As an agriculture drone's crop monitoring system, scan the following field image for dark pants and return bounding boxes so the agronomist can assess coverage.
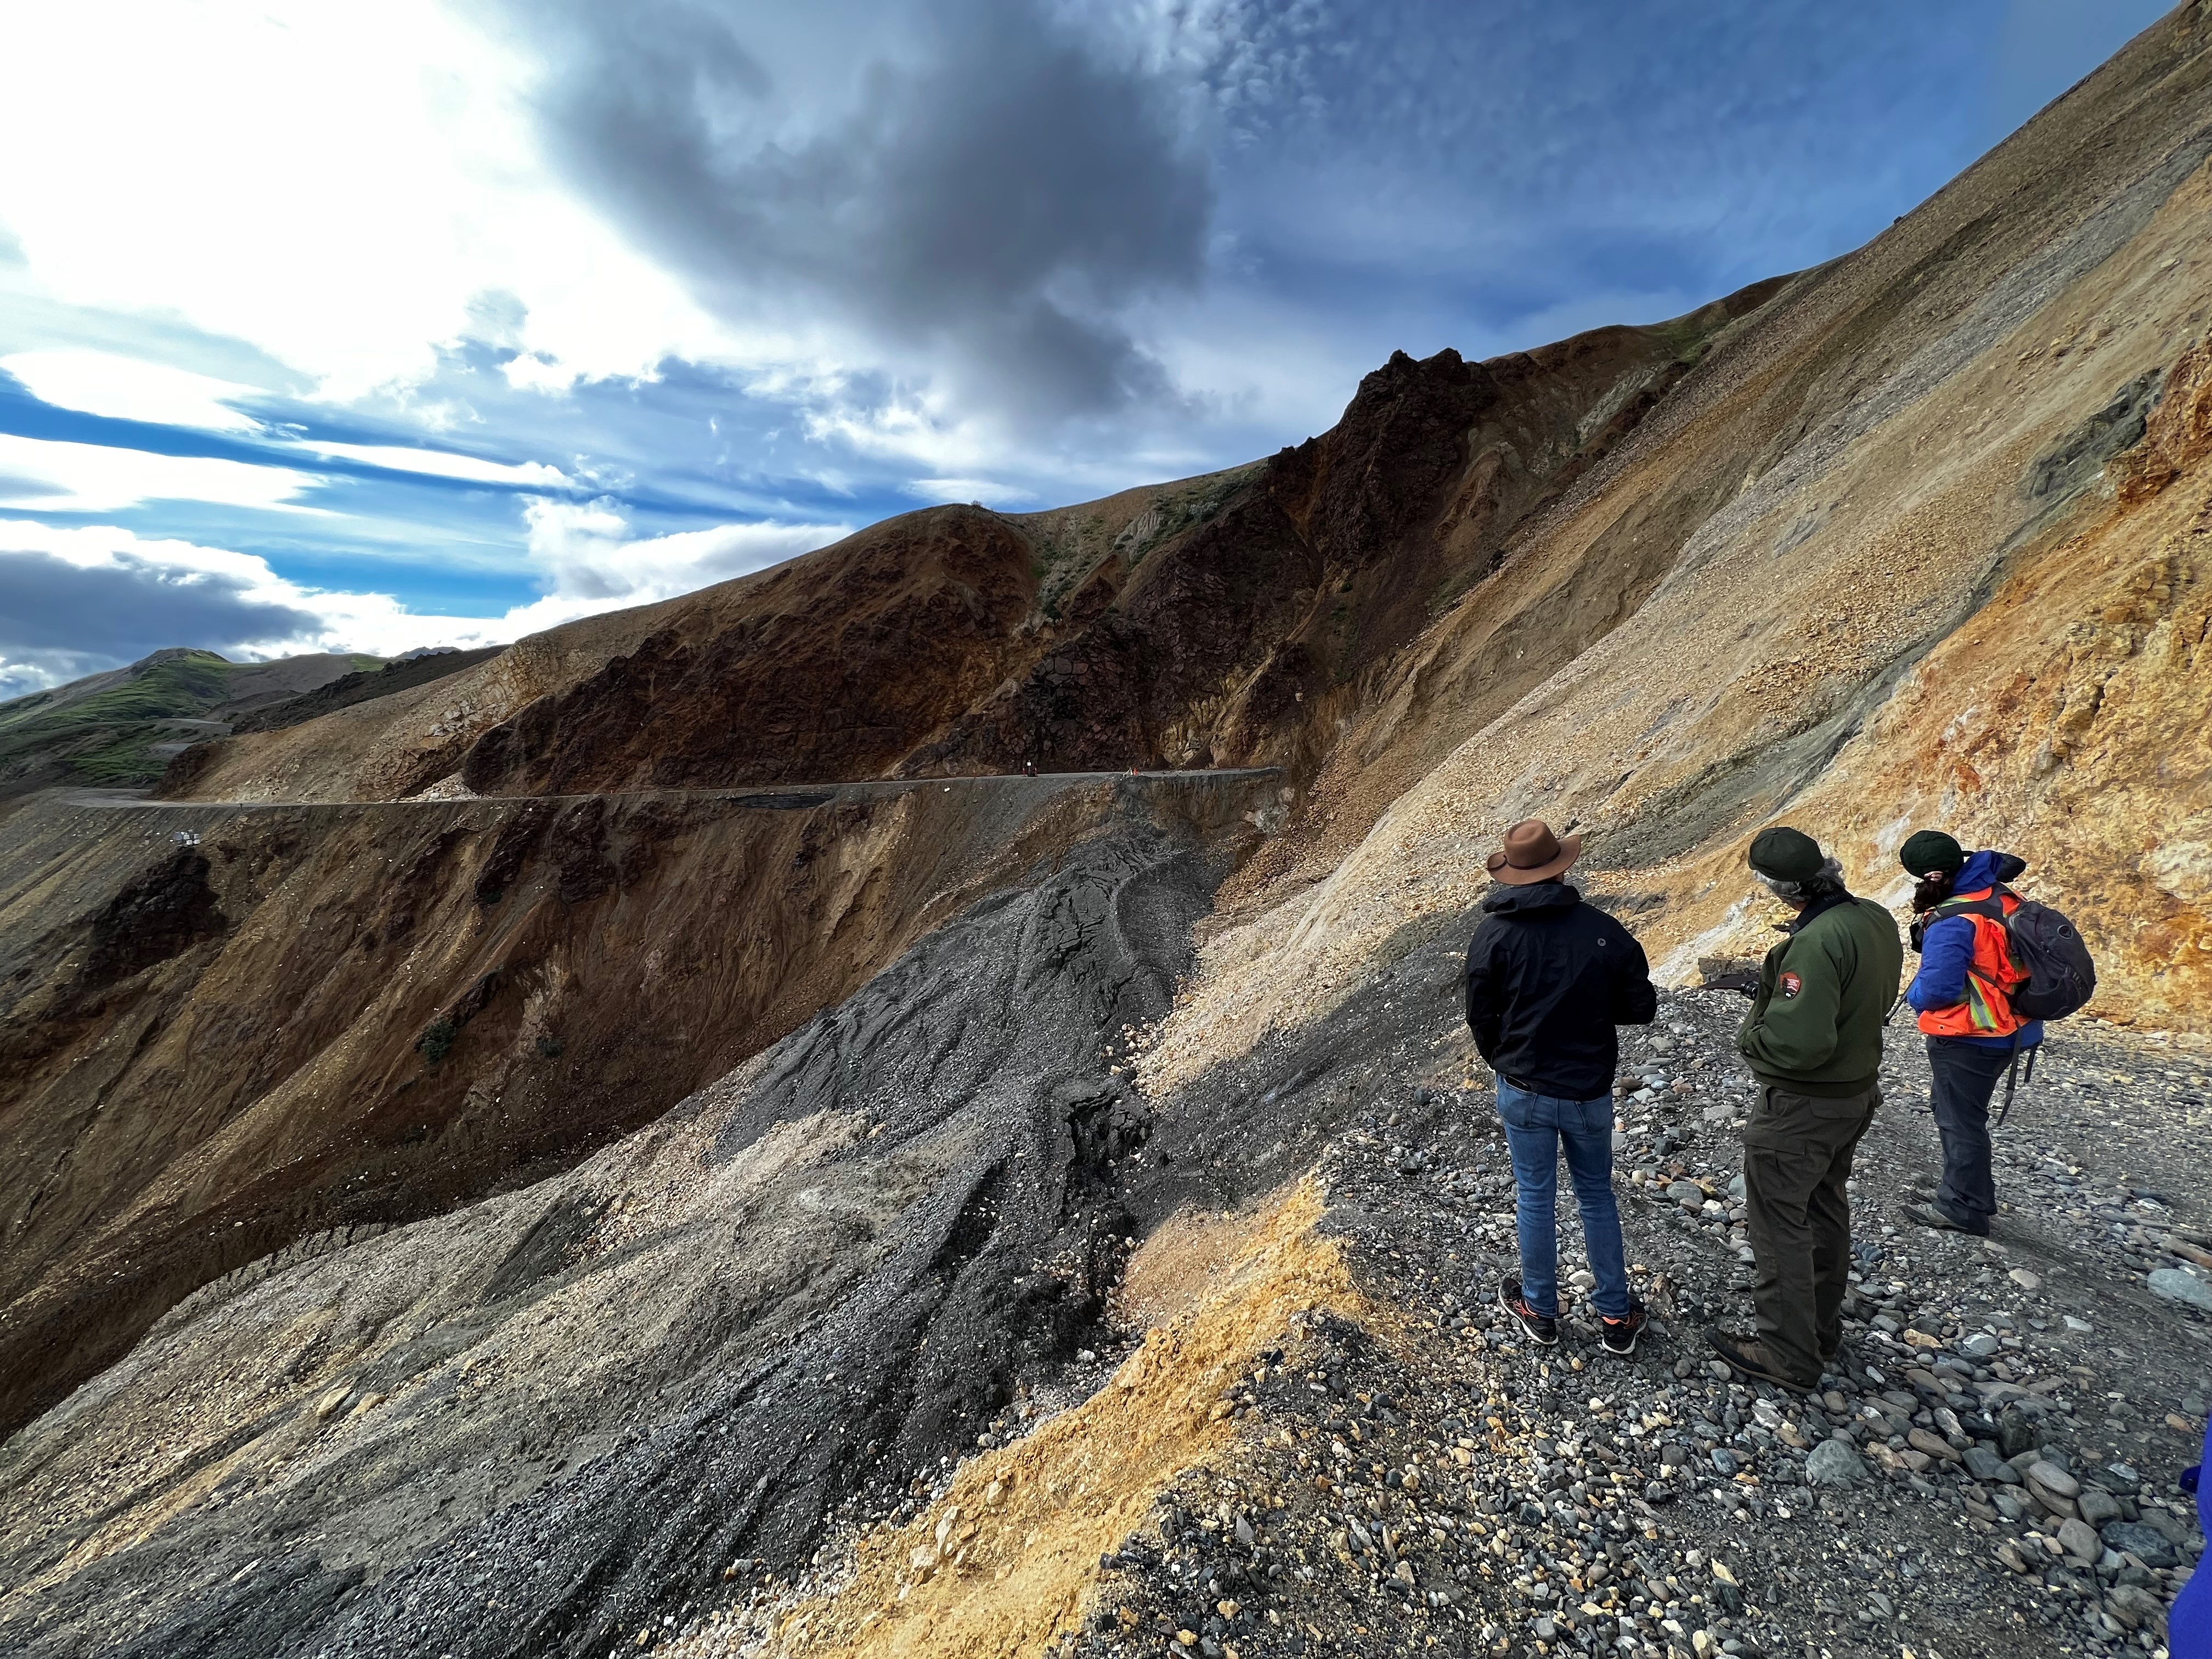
[1742,1082,1878,1387]
[1927,1039,2012,1231]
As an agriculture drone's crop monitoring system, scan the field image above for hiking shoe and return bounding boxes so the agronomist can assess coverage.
[1705,1328,1815,1394]
[1498,1279,1559,1346]
[1599,1302,1649,1356]
[1900,1199,1988,1237]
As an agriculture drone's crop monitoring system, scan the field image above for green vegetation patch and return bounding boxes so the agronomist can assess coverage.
[1020,461,1264,622]
[0,651,242,789]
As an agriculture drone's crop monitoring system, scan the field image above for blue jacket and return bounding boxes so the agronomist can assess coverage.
[2172,1417,2210,1657]
[1906,850,2044,1051]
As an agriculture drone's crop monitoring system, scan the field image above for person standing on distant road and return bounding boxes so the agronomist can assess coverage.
[1709,827,1904,1393]
[1464,819,1658,1356]
[1895,831,2044,1237]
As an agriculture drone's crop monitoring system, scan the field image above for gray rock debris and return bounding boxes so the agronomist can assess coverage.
[1804,1439,1866,1487]
[2146,1267,2212,1311]
[0,826,1220,1659]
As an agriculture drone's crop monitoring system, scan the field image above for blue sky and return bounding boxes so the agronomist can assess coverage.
[0,0,2174,695]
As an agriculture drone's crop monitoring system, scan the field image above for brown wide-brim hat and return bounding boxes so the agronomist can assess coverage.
[1486,818,1583,885]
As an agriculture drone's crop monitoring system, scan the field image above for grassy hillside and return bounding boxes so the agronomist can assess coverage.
[0,649,382,796]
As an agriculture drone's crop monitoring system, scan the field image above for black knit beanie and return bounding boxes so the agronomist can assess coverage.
[1899,830,1966,877]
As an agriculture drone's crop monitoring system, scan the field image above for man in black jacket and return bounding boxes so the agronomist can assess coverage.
[1465,819,1659,1354]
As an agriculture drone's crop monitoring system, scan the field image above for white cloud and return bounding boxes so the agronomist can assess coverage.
[517,496,848,620]
[0,2,733,404]
[1,348,268,431]
[0,518,474,662]
[286,439,571,489]
[0,433,324,513]
[500,352,583,395]
[0,503,852,696]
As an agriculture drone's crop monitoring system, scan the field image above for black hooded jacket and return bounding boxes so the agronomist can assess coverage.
[1464,881,1658,1099]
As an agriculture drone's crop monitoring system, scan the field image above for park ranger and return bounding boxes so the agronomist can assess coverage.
[1708,826,1905,1393]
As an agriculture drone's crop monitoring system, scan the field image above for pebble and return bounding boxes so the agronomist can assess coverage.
[2101,1522,2181,1568]
[2007,1267,2042,1291]
[2026,1461,2079,1499]
[1804,1440,1866,1487]
[2146,1268,2212,1311]
[2057,1517,2101,1561]
[1963,1446,2015,1483]
[1906,1427,1960,1463]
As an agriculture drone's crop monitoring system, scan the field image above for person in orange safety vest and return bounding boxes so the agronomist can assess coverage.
[1896,832,2043,1237]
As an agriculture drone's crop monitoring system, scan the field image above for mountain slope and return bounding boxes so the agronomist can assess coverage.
[6,8,2212,1659]
[1145,0,2212,1081]
[0,648,379,806]
[163,281,1780,804]
[228,646,506,736]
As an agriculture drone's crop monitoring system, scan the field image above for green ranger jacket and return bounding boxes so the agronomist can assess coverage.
[1736,892,1906,1097]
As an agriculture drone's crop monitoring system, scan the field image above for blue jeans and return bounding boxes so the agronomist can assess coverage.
[1496,1081,1630,1319]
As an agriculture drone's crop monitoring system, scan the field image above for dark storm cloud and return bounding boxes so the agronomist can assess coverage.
[0,546,320,665]
[515,0,1212,421]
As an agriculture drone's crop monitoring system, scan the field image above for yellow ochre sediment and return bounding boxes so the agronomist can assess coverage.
[760,1178,1361,1659]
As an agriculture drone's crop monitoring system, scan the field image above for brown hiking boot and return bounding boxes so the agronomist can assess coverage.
[1900,1199,1988,1237]
[1705,1328,1816,1393]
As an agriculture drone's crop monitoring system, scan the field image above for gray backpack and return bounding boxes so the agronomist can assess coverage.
[1945,888,2097,1022]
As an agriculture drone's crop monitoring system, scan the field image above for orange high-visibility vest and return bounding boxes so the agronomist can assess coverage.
[1917,887,2029,1038]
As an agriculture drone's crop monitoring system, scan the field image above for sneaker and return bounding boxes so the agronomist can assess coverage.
[1599,1302,1648,1356]
[1498,1278,1559,1346]
[1705,1328,1816,1394]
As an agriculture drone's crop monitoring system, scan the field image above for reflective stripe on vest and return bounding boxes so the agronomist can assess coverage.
[1917,887,2027,1038]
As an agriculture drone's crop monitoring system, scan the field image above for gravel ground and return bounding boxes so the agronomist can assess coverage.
[597,908,2209,1659]
[8,872,2205,1659]
[1053,979,2212,1659]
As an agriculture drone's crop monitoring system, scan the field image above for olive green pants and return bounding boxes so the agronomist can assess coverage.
[1741,1082,1879,1387]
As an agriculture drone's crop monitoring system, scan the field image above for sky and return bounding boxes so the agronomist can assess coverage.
[0,0,2175,697]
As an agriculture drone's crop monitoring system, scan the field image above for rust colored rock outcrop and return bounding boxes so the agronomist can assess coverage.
[457,507,1040,796]
[165,288,1778,806]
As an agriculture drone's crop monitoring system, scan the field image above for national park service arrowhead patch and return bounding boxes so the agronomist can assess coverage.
[1780,971,1803,998]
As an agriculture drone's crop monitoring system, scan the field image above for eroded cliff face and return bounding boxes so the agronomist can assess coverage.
[1143,0,2212,1090]
[163,289,1776,807]
[0,773,1276,1435]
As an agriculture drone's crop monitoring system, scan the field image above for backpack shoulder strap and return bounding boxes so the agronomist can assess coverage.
[1931,895,2007,924]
